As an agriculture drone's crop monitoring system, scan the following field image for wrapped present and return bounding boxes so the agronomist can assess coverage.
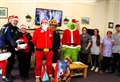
[57,60,71,82]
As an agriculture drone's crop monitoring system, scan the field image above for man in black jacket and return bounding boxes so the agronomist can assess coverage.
[49,19,60,63]
[2,15,22,82]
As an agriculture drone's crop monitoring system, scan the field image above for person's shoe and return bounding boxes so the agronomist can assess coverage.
[91,66,95,71]
[99,70,104,74]
[11,75,15,80]
[2,76,12,82]
[105,70,109,73]
[95,67,99,72]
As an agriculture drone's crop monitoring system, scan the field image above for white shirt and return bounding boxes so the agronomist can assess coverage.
[91,36,100,55]
[112,33,120,53]
[71,31,74,44]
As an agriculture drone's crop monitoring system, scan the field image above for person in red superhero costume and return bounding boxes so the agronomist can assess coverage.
[32,19,53,82]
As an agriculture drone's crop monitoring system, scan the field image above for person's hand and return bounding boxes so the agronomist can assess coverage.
[15,46,21,51]
[32,52,34,56]
[57,49,60,52]
[76,47,81,51]
[100,49,103,55]
[85,47,88,51]
[119,51,120,55]
[0,49,2,53]
[62,45,68,51]
[62,47,67,51]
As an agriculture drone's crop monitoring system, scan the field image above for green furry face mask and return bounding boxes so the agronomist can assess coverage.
[67,23,76,30]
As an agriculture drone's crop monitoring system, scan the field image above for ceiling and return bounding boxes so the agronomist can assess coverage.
[4,0,106,4]
[36,0,97,3]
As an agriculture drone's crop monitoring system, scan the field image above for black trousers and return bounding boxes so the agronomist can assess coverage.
[16,51,31,78]
[91,54,99,67]
[101,57,112,72]
[6,51,16,78]
[52,49,59,63]
[80,53,89,65]
[111,53,120,73]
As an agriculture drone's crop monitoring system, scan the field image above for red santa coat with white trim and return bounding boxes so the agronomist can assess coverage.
[32,27,53,49]
[62,29,81,46]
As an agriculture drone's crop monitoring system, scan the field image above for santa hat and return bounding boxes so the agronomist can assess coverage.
[72,19,79,23]
[11,16,19,21]
[40,19,48,24]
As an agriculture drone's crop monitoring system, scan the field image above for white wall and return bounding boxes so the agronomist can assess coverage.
[0,0,96,26]
[0,0,119,36]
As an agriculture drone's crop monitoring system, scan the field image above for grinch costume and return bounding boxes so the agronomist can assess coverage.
[62,23,81,62]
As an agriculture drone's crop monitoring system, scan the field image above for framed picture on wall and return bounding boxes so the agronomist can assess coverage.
[0,7,8,19]
[81,17,89,24]
[108,22,114,28]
